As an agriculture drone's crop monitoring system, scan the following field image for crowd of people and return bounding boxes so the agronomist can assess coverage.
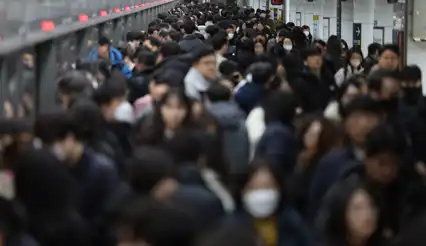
[1,1,426,246]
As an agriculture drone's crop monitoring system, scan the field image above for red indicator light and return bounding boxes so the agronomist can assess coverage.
[134,4,139,8]
[124,6,131,11]
[78,14,89,22]
[114,8,121,13]
[100,10,108,16]
[41,20,55,32]
[141,3,145,6]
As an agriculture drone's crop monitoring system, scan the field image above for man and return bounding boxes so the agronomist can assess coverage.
[363,42,381,74]
[184,46,217,100]
[210,30,228,69]
[374,44,400,72]
[179,20,205,53]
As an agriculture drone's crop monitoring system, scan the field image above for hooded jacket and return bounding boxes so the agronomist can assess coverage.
[178,34,205,53]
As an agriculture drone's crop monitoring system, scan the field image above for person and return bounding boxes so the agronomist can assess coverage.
[137,89,193,146]
[308,96,382,221]
[87,36,132,78]
[367,69,402,125]
[313,39,326,55]
[15,149,91,246]
[218,60,242,87]
[334,47,364,87]
[292,115,341,217]
[363,43,381,75]
[134,69,184,120]
[210,30,228,69]
[234,62,274,114]
[324,75,368,122]
[117,197,198,246]
[126,147,225,228]
[400,65,422,107]
[127,50,158,104]
[255,91,297,174]
[291,48,334,113]
[33,111,121,235]
[316,177,383,246]
[184,46,217,101]
[206,83,249,176]
[302,25,312,47]
[375,44,400,72]
[179,19,205,53]
[226,160,312,246]
[57,71,94,109]
[143,37,162,52]
[323,35,343,75]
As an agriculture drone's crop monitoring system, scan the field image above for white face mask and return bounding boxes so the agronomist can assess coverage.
[114,101,134,124]
[227,33,234,40]
[243,189,280,218]
[283,44,292,51]
[350,59,361,68]
[52,144,66,161]
[303,30,310,37]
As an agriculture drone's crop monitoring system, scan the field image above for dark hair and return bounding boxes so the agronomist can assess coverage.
[98,36,110,46]
[57,71,93,98]
[92,74,127,106]
[34,111,83,144]
[205,25,220,37]
[206,83,231,102]
[313,39,326,47]
[126,31,144,42]
[401,65,422,81]
[302,47,322,60]
[326,35,342,56]
[182,20,196,34]
[160,42,182,58]
[367,69,400,92]
[379,44,400,57]
[248,62,274,85]
[169,30,183,42]
[318,177,379,246]
[365,123,406,158]
[262,91,296,125]
[152,69,184,88]
[341,95,382,119]
[146,36,162,48]
[127,147,175,194]
[148,25,159,35]
[192,46,215,63]
[159,30,170,39]
[296,115,341,169]
[118,197,196,246]
[368,43,382,56]
[138,89,193,145]
[218,60,238,76]
[210,30,228,51]
[337,74,366,103]
[240,159,287,209]
[137,50,157,67]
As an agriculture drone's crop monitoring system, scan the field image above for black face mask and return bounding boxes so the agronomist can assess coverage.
[403,88,422,106]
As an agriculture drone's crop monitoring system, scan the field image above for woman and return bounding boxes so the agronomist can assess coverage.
[324,35,344,75]
[316,178,384,246]
[324,75,368,122]
[292,115,341,217]
[137,88,193,146]
[334,47,364,87]
[228,160,312,246]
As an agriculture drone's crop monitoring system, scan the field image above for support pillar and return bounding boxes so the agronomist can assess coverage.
[341,0,353,43]
[374,0,393,44]
[353,0,375,54]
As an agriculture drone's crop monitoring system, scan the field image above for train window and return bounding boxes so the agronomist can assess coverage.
[102,20,114,40]
[114,18,126,46]
[56,35,77,75]
[2,50,36,118]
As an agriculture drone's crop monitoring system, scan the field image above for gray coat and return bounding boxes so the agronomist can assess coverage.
[208,101,249,175]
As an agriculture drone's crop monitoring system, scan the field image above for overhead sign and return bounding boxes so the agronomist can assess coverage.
[353,23,362,47]
[271,0,282,5]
